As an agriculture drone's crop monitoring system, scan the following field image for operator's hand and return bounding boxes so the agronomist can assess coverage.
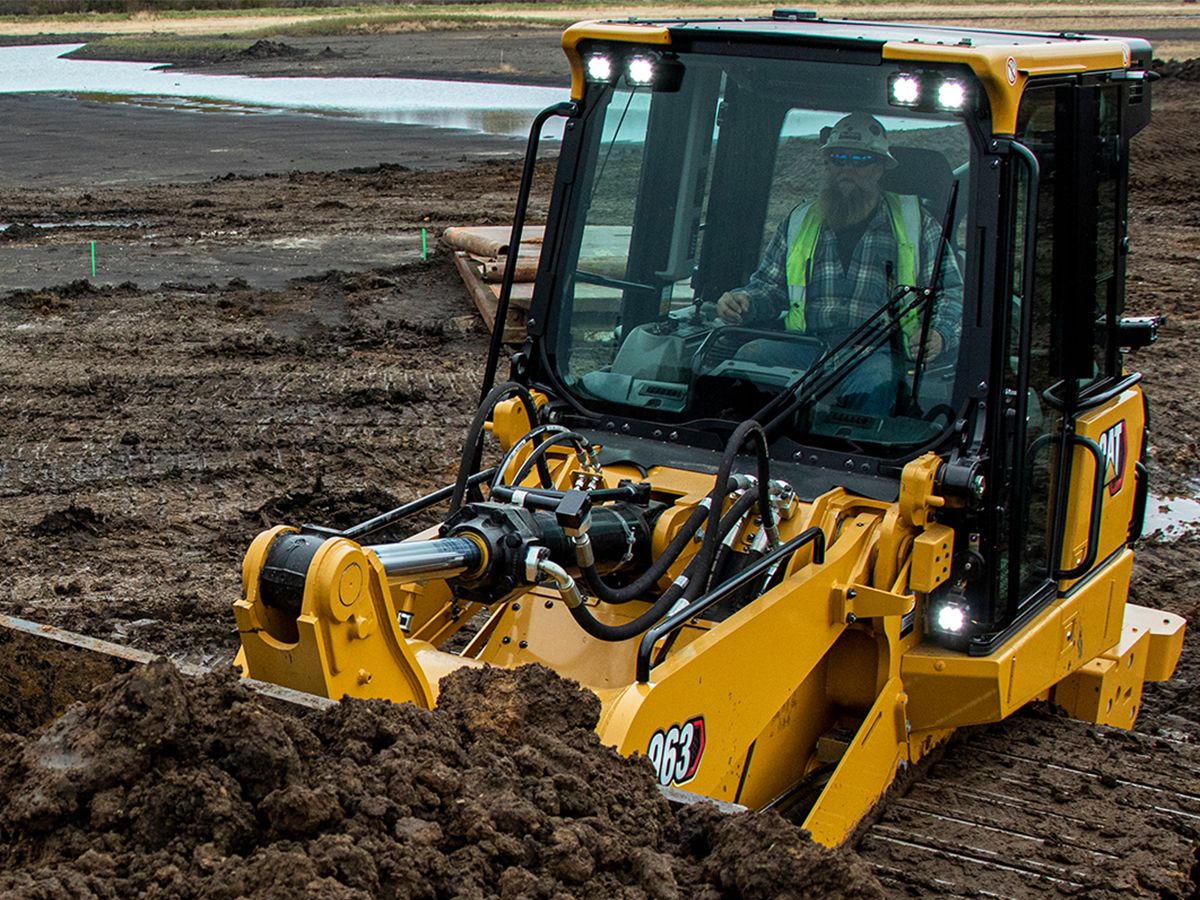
[716,290,751,325]
[908,328,944,360]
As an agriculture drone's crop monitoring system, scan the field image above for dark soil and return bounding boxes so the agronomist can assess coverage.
[0,660,884,899]
[1155,57,1200,80]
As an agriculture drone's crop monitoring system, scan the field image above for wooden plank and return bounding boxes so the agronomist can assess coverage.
[452,252,527,344]
[0,614,332,733]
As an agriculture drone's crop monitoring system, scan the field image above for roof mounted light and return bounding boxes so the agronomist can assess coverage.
[937,79,967,110]
[889,74,921,107]
[627,55,655,86]
[585,52,615,83]
[888,70,972,113]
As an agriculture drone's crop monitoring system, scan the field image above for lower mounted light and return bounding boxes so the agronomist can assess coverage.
[934,602,968,634]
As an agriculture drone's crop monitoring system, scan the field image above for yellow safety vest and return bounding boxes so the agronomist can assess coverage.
[782,192,922,336]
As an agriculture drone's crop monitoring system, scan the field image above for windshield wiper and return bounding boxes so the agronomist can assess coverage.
[909,179,960,406]
[753,285,927,435]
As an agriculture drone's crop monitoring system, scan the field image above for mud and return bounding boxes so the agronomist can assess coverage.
[863,709,1200,897]
[0,24,1197,899]
[0,660,884,899]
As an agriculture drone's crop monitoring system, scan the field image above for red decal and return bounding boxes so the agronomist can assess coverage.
[646,716,706,786]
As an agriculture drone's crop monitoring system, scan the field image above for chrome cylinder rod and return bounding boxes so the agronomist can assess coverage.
[366,537,482,581]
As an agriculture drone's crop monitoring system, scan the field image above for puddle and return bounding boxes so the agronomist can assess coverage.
[1144,493,1200,542]
[0,44,568,139]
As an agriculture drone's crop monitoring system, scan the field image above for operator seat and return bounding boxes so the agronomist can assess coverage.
[881,145,956,221]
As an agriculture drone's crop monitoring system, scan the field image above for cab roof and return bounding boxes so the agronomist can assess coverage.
[562,12,1151,134]
[594,12,1149,55]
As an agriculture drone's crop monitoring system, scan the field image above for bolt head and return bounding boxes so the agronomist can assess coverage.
[970,473,987,498]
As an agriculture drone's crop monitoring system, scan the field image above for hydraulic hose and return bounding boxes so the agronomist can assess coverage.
[569,483,762,641]
[509,430,594,488]
[579,492,715,604]
[703,486,762,592]
[566,487,753,643]
[568,546,697,642]
[449,381,549,515]
[738,421,779,546]
[490,424,571,491]
[686,420,776,606]
[576,417,773,616]
[650,488,765,667]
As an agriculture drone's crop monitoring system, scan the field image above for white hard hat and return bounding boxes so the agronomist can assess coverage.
[821,112,898,169]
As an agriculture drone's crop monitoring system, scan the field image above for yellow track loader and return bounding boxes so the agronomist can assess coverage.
[234,12,1185,846]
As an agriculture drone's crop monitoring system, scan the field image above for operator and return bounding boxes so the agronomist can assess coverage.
[715,112,962,412]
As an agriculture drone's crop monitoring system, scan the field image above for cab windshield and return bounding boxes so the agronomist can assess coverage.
[545,47,977,454]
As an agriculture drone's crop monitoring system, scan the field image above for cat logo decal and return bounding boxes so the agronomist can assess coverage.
[1097,419,1128,496]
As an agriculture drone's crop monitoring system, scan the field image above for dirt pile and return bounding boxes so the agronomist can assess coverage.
[1154,57,1200,81]
[240,40,303,60]
[0,662,884,899]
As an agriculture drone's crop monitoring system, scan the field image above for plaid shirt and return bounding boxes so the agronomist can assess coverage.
[738,196,962,345]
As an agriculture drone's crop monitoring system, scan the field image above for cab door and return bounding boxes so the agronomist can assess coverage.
[980,73,1145,651]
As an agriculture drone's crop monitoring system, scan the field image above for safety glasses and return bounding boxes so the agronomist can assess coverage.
[826,151,880,168]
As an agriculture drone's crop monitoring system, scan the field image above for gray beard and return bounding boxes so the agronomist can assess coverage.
[820,181,880,229]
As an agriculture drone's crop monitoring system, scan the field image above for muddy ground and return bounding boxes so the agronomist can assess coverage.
[0,24,1197,898]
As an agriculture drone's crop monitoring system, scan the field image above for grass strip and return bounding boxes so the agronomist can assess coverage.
[63,34,249,61]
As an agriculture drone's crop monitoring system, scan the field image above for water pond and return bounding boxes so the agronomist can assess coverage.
[0,43,568,138]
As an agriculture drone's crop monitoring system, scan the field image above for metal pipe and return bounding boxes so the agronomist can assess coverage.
[340,467,496,541]
[367,537,483,581]
[479,100,579,401]
[535,557,584,609]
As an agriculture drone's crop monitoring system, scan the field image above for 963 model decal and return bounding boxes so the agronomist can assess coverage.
[646,716,706,786]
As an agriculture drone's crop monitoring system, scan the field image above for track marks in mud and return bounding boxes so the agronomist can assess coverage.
[0,252,488,663]
[859,713,1200,897]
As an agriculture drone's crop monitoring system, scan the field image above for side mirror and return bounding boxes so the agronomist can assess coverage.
[1115,314,1163,350]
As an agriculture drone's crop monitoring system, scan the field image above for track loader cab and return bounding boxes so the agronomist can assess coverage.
[234,13,1184,847]
[523,14,1165,654]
